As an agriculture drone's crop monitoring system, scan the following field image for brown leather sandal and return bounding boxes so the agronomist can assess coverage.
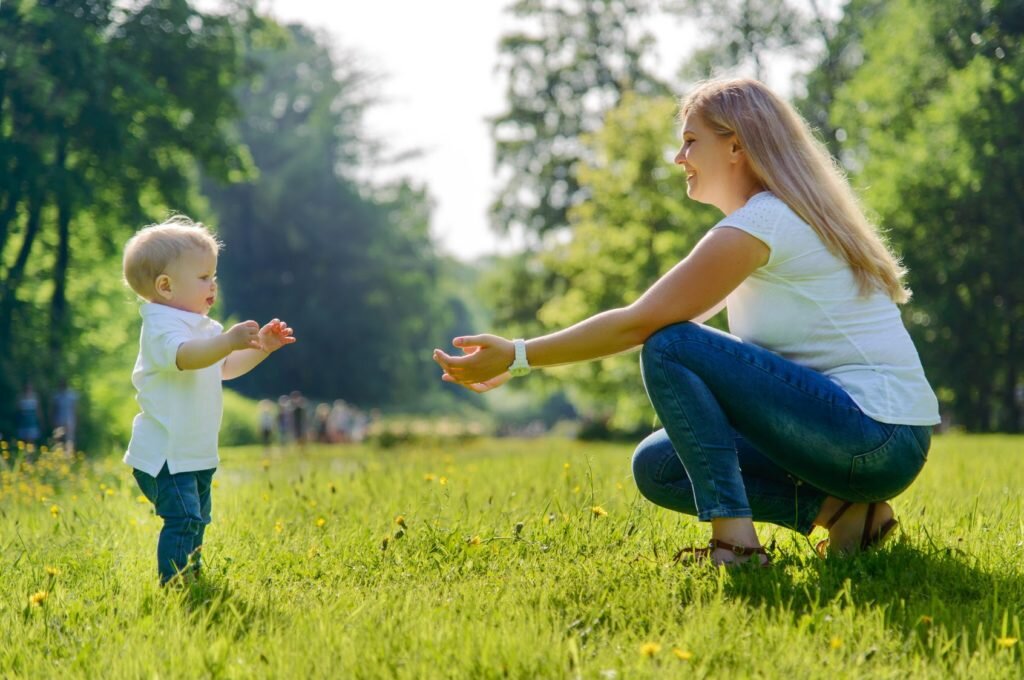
[815,501,899,557]
[674,538,771,567]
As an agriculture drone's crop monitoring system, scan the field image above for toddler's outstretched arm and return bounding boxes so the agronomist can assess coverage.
[177,321,260,370]
[222,319,296,380]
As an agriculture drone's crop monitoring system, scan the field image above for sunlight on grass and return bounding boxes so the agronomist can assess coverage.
[1,434,1022,678]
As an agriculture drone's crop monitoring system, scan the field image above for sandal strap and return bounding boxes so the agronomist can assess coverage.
[673,539,769,562]
[860,503,877,550]
[824,500,854,529]
[708,538,768,557]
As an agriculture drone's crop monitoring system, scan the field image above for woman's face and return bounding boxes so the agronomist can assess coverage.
[674,112,741,211]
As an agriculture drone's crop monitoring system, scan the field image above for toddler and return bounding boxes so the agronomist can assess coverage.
[122,215,295,585]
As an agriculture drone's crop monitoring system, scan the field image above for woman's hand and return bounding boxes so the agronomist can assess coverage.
[433,334,515,389]
[441,370,513,394]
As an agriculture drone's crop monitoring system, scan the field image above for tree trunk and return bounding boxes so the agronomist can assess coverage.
[50,137,71,367]
[0,187,44,355]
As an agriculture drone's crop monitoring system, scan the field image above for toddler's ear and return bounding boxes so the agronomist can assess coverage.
[154,274,173,300]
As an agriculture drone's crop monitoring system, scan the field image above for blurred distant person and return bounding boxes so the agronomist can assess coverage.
[51,378,79,455]
[277,395,294,446]
[329,399,352,443]
[290,390,307,447]
[15,381,42,447]
[313,403,331,443]
[258,399,275,451]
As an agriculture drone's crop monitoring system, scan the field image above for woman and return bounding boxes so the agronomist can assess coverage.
[433,78,939,566]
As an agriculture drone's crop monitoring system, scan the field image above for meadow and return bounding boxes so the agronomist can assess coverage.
[2,433,1023,679]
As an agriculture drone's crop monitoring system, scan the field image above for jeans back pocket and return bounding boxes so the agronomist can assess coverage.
[848,425,927,502]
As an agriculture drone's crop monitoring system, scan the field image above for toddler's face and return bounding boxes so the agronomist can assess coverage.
[159,248,218,315]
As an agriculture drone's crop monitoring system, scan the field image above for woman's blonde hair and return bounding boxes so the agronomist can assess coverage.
[680,78,910,303]
[123,215,222,300]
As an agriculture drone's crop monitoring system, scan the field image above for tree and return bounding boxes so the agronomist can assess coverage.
[537,93,722,429]
[828,0,1024,430]
[0,0,255,444]
[204,24,456,407]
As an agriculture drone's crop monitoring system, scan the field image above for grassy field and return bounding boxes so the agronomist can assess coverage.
[2,433,1023,679]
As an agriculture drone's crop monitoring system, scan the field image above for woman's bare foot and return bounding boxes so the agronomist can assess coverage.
[709,517,770,566]
[821,500,896,555]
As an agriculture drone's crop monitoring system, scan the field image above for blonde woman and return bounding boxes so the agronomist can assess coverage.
[434,78,939,566]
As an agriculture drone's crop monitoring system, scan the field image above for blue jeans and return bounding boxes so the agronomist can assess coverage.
[633,322,931,535]
[133,464,215,584]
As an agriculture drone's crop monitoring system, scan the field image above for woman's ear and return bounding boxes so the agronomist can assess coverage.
[154,273,173,300]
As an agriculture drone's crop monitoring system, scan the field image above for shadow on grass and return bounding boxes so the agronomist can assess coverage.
[168,575,274,639]
[723,537,1024,645]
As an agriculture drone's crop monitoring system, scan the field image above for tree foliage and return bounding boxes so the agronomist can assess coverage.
[828,0,1024,431]
[0,0,255,445]
[203,24,461,407]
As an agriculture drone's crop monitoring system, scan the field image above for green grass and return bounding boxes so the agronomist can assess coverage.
[2,434,1023,678]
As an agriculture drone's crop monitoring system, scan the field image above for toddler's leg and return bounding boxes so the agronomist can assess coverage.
[191,469,215,574]
[149,466,206,585]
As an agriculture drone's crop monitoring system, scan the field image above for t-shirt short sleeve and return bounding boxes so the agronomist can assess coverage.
[143,316,192,372]
[711,193,779,264]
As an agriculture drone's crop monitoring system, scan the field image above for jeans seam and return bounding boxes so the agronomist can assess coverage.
[655,351,751,521]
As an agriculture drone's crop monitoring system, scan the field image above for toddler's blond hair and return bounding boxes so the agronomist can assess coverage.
[123,215,222,301]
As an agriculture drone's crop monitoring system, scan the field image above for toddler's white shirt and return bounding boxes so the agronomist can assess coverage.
[713,192,940,426]
[124,303,224,476]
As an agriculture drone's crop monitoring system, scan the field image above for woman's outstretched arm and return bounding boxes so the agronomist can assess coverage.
[433,226,768,389]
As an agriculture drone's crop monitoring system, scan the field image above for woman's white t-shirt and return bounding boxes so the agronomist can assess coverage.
[712,192,940,426]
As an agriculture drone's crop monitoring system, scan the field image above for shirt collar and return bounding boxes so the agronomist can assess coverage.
[140,302,214,329]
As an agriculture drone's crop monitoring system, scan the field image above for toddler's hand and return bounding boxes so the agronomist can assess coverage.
[258,319,296,353]
[226,321,261,350]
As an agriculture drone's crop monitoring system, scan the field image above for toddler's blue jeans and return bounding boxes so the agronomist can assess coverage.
[133,463,215,584]
[633,322,931,534]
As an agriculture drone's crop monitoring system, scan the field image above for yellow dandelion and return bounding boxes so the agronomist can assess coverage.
[672,648,693,661]
[829,637,843,650]
[395,515,407,528]
[563,462,570,470]
[45,566,60,577]
[274,520,284,534]
[640,642,661,658]
[129,518,138,526]
[262,493,270,502]
[316,517,326,528]
[28,591,48,607]
[105,488,114,496]
[423,473,436,482]
[439,476,448,486]
[137,495,149,504]
[212,480,220,489]
[49,505,59,516]
[996,637,1018,649]
[591,505,608,517]
[572,485,580,494]
[468,535,482,546]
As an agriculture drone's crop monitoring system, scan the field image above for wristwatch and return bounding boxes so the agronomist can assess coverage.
[508,338,531,377]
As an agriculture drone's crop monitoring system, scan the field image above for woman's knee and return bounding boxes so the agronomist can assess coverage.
[641,322,699,366]
[631,430,674,498]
